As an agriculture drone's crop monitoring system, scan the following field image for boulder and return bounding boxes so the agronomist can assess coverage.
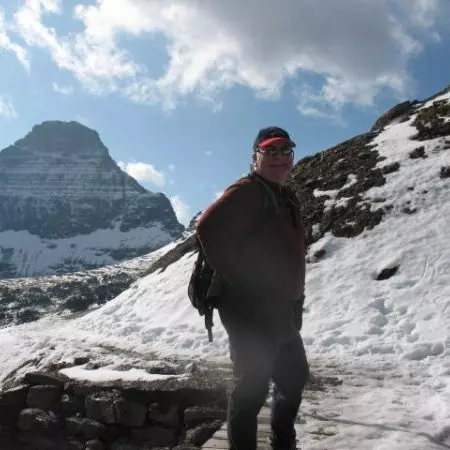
[17,408,59,434]
[17,432,64,450]
[27,385,62,410]
[85,390,127,424]
[121,401,147,427]
[86,440,105,450]
[23,372,68,389]
[409,146,426,159]
[183,420,223,447]
[60,393,85,417]
[0,385,29,408]
[183,406,226,428]
[440,166,450,179]
[371,101,415,131]
[65,416,107,440]
[148,403,180,428]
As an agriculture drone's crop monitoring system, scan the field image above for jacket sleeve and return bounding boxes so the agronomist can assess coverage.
[196,180,261,289]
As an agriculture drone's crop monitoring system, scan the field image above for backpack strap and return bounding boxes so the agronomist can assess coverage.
[248,173,280,218]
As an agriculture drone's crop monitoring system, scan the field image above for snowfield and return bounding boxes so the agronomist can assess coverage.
[0,221,175,277]
[1,96,450,448]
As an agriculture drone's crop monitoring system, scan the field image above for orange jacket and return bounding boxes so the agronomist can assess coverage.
[196,174,306,314]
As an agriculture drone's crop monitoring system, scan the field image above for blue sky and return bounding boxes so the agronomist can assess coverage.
[0,0,449,225]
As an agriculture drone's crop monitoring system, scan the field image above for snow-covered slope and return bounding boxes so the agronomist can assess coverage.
[0,121,184,278]
[0,88,449,449]
[0,239,177,328]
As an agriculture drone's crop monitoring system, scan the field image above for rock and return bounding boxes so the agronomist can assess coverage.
[26,385,62,410]
[440,166,450,179]
[0,427,22,450]
[376,266,399,281]
[66,440,86,450]
[409,146,426,159]
[61,393,85,417]
[131,425,177,447]
[412,99,450,140]
[0,386,29,426]
[121,401,147,427]
[371,101,415,131]
[111,438,141,450]
[86,440,105,450]
[183,406,226,428]
[17,408,59,434]
[173,446,200,450]
[289,132,386,243]
[184,420,223,447]
[381,162,400,174]
[148,403,180,428]
[148,362,178,376]
[73,356,90,365]
[17,432,64,450]
[0,385,28,408]
[23,372,68,389]
[403,207,417,215]
[85,390,127,424]
[65,416,107,440]
[17,308,41,323]
[65,381,111,398]
[312,249,326,261]
[145,235,197,276]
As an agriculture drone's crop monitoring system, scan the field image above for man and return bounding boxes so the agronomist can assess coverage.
[196,126,309,450]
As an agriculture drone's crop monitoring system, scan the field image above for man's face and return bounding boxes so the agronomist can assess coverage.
[253,140,294,184]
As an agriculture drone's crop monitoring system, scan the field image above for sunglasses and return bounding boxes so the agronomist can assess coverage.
[256,145,294,156]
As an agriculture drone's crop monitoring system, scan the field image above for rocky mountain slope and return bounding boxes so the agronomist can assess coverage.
[147,85,450,273]
[0,121,184,278]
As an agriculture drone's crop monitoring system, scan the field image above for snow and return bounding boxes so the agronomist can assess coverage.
[1,99,450,448]
[421,90,450,109]
[0,221,174,277]
[60,366,181,383]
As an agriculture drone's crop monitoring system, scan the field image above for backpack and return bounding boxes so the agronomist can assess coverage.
[187,173,286,342]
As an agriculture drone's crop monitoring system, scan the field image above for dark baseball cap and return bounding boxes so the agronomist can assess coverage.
[253,126,296,151]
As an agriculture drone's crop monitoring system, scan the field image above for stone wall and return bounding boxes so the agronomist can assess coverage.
[0,371,227,450]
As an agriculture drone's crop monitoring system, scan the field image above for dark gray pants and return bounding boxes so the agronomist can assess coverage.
[219,307,309,450]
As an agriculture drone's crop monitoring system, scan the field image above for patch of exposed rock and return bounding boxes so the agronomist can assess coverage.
[371,100,418,132]
[0,268,136,328]
[289,132,386,244]
[412,99,450,141]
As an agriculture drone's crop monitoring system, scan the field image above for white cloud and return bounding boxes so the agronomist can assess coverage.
[170,195,190,225]
[14,0,141,94]
[0,8,30,70]
[168,164,175,172]
[204,150,213,156]
[398,0,441,29]
[53,82,74,94]
[8,0,446,116]
[118,161,165,186]
[0,95,17,118]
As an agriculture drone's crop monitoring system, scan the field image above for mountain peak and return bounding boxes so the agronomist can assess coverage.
[0,121,184,277]
[13,120,108,158]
